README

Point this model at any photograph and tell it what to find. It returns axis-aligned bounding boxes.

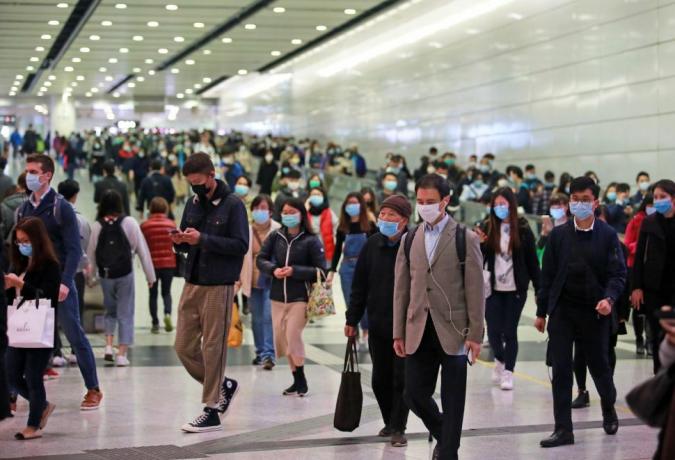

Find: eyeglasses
[570,199,594,205]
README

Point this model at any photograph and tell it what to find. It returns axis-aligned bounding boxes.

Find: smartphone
[656,309,675,320]
[169,229,181,235]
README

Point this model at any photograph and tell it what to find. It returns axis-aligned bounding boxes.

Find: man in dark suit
[535,176,627,448]
[94,160,130,215]
[137,160,175,217]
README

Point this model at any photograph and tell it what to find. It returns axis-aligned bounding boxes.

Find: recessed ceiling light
[344,8,357,15]
[99,66,107,72]
[64,66,73,72]
[29,57,39,62]
[105,76,113,81]
[91,87,98,93]
[9,92,16,96]
[48,20,60,26]
[85,92,92,97]
[26,65,35,71]
[158,48,168,54]
[202,77,211,83]
[270,50,281,56]
[203,49,211,55]
[41,34,52,40]
[44,81,52,87]
[101,20,112,26]
[508,12,523,20]
[136,76,145,82]
[76,75,85,81]
[56,3,68,8]
[113,92,120,97]
[244,23,256,30]
[80,47,90,53]
[273,7,285,13]
[166,4,178,10]
[71,57,81,63]
[185,59,195,65]
[147,20,159,27]
[98,82,104,87]
[176,93,184,99]
[171,68,179,74]
[174,36,184,42]
[194,83,202,89]
[119,47,129,53]
[115,3,127,9]
[108,57,118,63]
[148,70,156,75]
[238,69,248,75]
[10,87,17,92]
[193,22,204,28]
[47,75,55,80]
[37,92,44,96]
[89,34,100,40]
[316,25,327,31]
[128,82,136,88]
[40,86,47,91]
[70,82,77,87]
[35,46,45,51]
[466,28,480,35]
[144,59,154,64]
[185,89,193,94]
[221,37,232,43]
[132,67,141,72]
[16,74,24,79]
[133,35,143,41]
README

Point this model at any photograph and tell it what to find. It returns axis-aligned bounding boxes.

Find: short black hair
[383,172,398,181]
[26,154,55,175]
[569,176,600,199]
[251,193,274,212]
[286,169,302,180]
[415,174,451,198]
[96,189,124,220]
[653,179,675,196]
[237,175,252,187]
[506,165,523,179]
[57,179,80,200]
[544,170,555,181]
[150,159,163,171]
[103,160,116,176]
[525,164,535,171]
[182,152,215,175]
[636,171,650,182]
[429,146,438,154]
[616,183,631,193]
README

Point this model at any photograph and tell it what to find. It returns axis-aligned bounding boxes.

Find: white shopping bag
[7,297,55,348]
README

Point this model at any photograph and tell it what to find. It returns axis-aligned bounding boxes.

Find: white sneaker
[52,356,67,367]
[500,370,514,391]
[492,360,505,385]
[115,355,130,367]
[68,354,78,365]
[104,346,114,362]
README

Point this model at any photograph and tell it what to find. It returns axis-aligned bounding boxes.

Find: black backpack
[404,223,467,280]
[95,216,132,279]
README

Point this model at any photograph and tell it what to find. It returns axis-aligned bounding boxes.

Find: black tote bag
[333,337,363,432]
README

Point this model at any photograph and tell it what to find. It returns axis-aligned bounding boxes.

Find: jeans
[339,259,368,331]
[59,280,99,389]
[6,347,52,427]
[75,272,85,326]
[369,333,409,432]
[249,287,275,361]
[149,268,174,325]
[485,291,527,372]
[101,272,136,345]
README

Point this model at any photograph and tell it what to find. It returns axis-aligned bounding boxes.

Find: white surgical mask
[417,203,443,224]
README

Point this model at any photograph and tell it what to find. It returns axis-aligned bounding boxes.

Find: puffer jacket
[141,213,177,269]
[256,228,326,303]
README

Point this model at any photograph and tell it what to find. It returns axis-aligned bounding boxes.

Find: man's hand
[170,230,184,244]
[393,338,406,358]
[596,298,612,316]
[182,228,201,245]
[534,316,546,333]
[273,268,288,279]
[465,340,481,365]
[344,325,357,337]
[631,289,644,310]
[58,283,70,302]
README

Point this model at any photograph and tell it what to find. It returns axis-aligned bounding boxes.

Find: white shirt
[424,213,450,262]
[494,223,516,292]
[573,216,595,232]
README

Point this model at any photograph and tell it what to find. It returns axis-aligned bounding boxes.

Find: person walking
[136,160,175,217]
[345,195,412,447]
[256,151,278,195]
[256,198,326,397]
[171,153,249,433]
[393,174,485,460]
[140,197,177,334]
[95,160,130,215]
[535,176,626,448]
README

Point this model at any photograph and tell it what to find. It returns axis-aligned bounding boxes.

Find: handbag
[625,364,675,427]
[7,296,55,348]
[333,337,363,432]
[227,302,243,348]
[306,269,336,320]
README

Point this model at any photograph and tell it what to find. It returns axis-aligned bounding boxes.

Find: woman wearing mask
[87,190,156,367]
[256,150,278,195]
[459,171,489,203]
[555,172,573,196]
[537,194,569,250]
[360,187,379,217]
[234,176,253,220]
[256,198,326,396]
[328,193,377,349]
[631,180,675,374]
[377,172,399,204]
[306,174,324,192]
[482,188,540,390]
[5,217,60,439]
[306,187,338,264]
[602,183,618,205]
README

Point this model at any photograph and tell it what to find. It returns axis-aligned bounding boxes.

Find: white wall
[216,0,675,184]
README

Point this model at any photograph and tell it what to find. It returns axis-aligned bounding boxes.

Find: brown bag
[227,303,243,348]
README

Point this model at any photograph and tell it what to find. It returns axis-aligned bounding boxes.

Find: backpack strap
[455,224,466,280]
[404,225,419,266]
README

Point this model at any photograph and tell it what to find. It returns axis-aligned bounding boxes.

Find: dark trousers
[573,334,618,391]
[75,272,86,325]
[368,333,409,432]
[548,305,616,432]
[485,291,527,372]
[149,268,174,325]
[644,290,669,374]
[0,335,10,419]
[405,317,467,460]
[6,347,52,427]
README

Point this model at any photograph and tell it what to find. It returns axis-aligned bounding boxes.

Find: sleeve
[94,183,101,204]
[464,229,485,344]
[199,198,249,257]
[604,232,627,303]
[122,183,131,216]
[632,226,647,291]
[537,230,557,318]
[522,225,542,292]
[330,230,345,272]
[174,201,190,254]
[124,218,156,284]
[345,240,369,327]
[290,236,326,281]
[166,176,176,204]
[256,231,278,275]
[86,221,101,279]
[392,233,410,340]
[59,199,82,286]
[624,217,639,257]
[136,179,146,212]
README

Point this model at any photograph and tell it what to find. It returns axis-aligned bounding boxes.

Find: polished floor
[0,167,660,459]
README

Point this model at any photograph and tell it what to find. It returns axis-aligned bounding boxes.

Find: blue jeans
[6,347,52,428]
[249,287,275,361]
[101,273,136,345]
[340,260,368,331]
[59,280,99,389]
[149,268,173,325]
[485,291,527,372]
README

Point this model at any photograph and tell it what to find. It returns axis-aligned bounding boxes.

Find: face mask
[282,167,290,174]
[281,213,301,228]
[383,180,397,191]
[18,243,32,257]
[606,191,617,201]
[386,166,400,174]
[526,173,536,180]
[646,206,657,216]
[26,173,42,192]
[565,185,571,194]
[309,195,324,207]
[497,179,509,188]
[479,164,490,173]
[345,203,361,217]
[550,207,566,220]
[309,180,321,188]
[570,201,594,220]
[473,180,484,187]
[191,182,210,199]
[444,159,455,167]
[418,203,442,224]
[654,197,673,215]
[234,184,249,196]
[639,181,650,191]
[287,181,300,191]
[493,204,510,220]
[265,154,274,163]
[252,209,270,224]
[377,219,400,237]
[545,182,555,189]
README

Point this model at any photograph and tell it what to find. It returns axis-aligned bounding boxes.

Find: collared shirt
[423,213,450,262]
[573,216,595,232]
[29,188,50,208]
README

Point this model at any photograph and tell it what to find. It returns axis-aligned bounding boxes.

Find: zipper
[276,231,304,303]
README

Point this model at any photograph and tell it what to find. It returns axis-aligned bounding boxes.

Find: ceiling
[0,0,384,101]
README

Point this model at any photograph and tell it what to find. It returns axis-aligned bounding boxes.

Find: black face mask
[191,182,210,200]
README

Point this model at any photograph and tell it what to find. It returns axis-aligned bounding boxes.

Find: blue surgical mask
[606,192,617,202]
[309,195,324,207]
[234,184,249,196]
[345,203,361,217]
[377,219,399,237]
[383,180,397,191]
[654,197,673,215]
[493,204,510,220]
[252,209,270,224]
[281,213,301,228]
[479,164,490,173]
[473,180,484,187]
[570,201,594,220]
[18,243,32,257]
[386,166,400,174]
[646,206,657,216]
[550,207,566,221]
[281,167,290,174]
[26,173,42,192]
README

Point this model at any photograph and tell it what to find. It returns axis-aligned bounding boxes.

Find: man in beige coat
[393,174,485,460]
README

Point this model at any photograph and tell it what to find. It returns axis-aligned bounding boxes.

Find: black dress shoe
[540,430,575,448]
[602,406,619,435]
[571,390,590,409]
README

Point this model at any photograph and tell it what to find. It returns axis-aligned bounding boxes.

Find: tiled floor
[0,166,660,459]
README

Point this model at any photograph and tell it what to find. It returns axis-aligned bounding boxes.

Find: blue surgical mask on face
[646,206,657,216]
[377,219,399,237]
[654,197,673,215]
[345,203,361,217]
[26,173,42,192]
[309,195,324,207]
[550,207,566,221]
[606,191,617,202]
[383,180,397,191]
[570,201,594,220]
[18,243,32,257]
[473,180,484,187]
[281,213,301,228]
[252,209,270,224]
[234,184,249,196]
[493,204,510,220]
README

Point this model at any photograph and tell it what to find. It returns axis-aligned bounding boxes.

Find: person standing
[18,154,102,410]
[535,176,626,448]
[256,151,278,195]
[306,187,338,265]
[345,195,412,448]
[171,153,249,433]
[95,161,130,215]
[136,160,175,217]
[393,174,485,460]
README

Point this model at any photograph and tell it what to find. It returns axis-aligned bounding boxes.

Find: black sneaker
[571,390,590,409]
[151,324,160,334]
[181,407,221,433]
[283,382,298,396]
[252,356,262,366]
[391,431,408,447]
[262,357,275,370]
[217,378,239,415]
[378,426,393,437]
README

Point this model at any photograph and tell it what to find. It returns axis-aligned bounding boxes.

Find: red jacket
[624,211,646,268]
[140,214,177,269]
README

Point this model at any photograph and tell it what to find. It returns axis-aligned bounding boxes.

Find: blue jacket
[536,219,626,318]
[17,188,81,286]
[176,180,249,285]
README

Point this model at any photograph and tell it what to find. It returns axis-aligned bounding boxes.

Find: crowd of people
[0,125,673,459]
